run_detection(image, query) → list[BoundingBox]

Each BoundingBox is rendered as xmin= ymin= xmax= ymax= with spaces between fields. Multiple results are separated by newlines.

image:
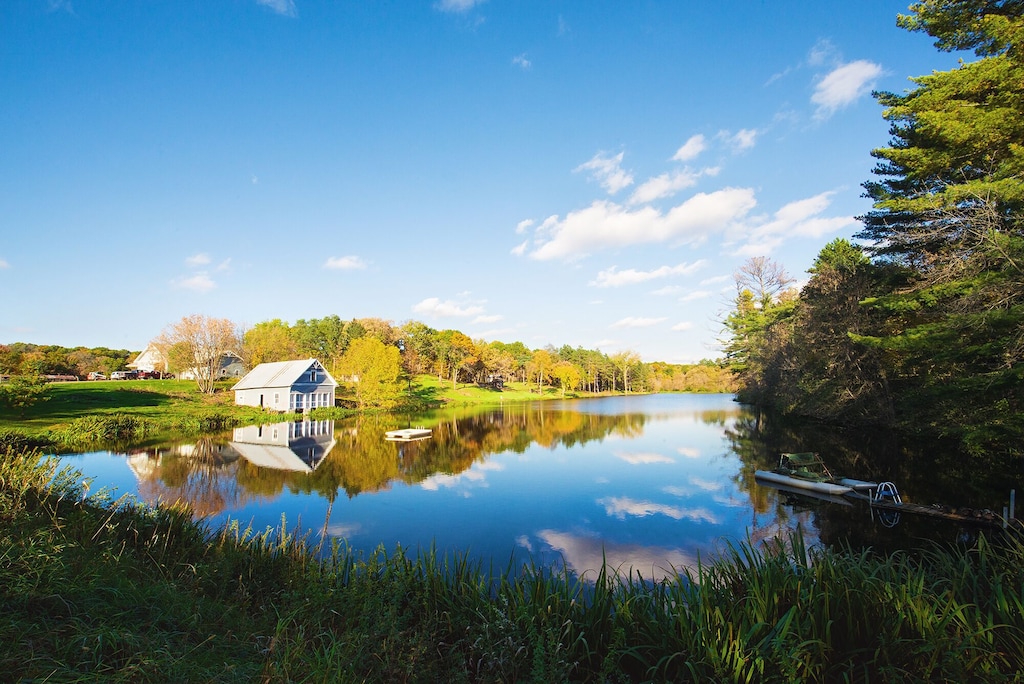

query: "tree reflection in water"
xmin=98 ymin=395 xmax=1021 ymax=577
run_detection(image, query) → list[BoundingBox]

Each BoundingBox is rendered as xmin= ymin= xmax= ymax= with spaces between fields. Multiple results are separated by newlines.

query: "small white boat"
xmin=752 ymin=477 xmax=855 ymax=506
xmin=754 ymin=469 xmax=854 ymax=496
xmin=385 ymin=428 xmax=432 ymax=441
xmin=754 ymin=452 xmax=878 ymax=499
xmin=836 ymin=477 xmax=879 ymax=493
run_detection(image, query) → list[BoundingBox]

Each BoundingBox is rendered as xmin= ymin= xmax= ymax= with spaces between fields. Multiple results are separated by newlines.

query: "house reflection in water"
xmin=230 ymin=420 xmax=336 ymax=473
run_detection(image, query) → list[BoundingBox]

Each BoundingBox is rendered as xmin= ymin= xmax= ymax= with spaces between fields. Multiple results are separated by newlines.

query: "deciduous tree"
xmin=551 ymin=361 xmax=582 ymax=397
xmin=339 ymin=336 xmax=402 ymax=409
xmin=156 ymin=315 xmax=239 ymax=394
xmin=242 ymin=319 xmax=297 ymax=367
xmin=0 ymin=375 xmax=50 ymax=417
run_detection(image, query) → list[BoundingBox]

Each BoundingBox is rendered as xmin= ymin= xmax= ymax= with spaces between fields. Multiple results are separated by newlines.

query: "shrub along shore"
xmin=2 ymin=447 xmax=1022 ymax=682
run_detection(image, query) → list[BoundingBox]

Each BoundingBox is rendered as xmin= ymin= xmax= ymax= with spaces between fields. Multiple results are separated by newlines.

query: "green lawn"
xmin=412 ymin=375 xmax=580 ymax=405
xmin=0 ymin=376 xmax=605 ymax=451
xmin=1 ymin=379 xmax=246 ymax=430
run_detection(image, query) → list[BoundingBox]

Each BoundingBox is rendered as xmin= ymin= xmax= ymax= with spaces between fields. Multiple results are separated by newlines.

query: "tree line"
xmin=0 ymin=344 xmax=132 ymax=378
xmin=723 ymin=0 xmax=1023 ymax=456
xmin=0 ymin=316 xmax=734 ymax=407
xmin=232 ymin=315 xmax=732 ymax=402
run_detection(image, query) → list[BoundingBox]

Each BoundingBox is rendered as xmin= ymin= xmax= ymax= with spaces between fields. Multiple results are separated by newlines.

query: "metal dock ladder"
xmin=872 ymin=481 xmax=903 ymax=527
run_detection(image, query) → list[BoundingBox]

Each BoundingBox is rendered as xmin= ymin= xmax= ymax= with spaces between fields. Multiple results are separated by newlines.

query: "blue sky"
xmin=1 ymin=1 xmax=961 ymax=363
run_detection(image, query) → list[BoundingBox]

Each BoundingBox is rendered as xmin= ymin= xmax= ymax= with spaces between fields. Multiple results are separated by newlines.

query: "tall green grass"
xmin=2 ymin=446 xmax=1022 ymax=682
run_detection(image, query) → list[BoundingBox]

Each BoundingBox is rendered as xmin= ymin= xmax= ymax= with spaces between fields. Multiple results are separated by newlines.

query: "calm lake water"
xmin=55 ymin=394 xmax=1018 ymax=580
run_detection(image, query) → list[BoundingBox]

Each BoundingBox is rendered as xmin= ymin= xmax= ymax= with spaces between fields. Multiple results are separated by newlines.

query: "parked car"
xmin=87 ymin=372 xmax=107 ymax=380
xmin=110 ymin=371 xmax=137 ymax=380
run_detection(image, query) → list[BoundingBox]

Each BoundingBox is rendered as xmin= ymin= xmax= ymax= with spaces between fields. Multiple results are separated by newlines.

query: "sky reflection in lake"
xmin=59 ymin=394 xmax=828 ymax=580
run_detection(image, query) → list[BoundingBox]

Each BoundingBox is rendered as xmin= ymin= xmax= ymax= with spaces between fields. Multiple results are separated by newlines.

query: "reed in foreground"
xmin=2 ymin=447 xmax=1022 ymax=682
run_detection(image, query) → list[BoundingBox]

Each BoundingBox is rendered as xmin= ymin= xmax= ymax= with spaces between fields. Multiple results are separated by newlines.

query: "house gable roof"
xmin=232 ymin=358 xmax=337 ymax=391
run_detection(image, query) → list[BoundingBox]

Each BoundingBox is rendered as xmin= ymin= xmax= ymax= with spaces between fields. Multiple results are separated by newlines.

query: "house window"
xmin=274 ymin=393 xmax=280 ymax=407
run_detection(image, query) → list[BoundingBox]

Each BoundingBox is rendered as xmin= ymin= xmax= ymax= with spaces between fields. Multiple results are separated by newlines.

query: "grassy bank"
xmin=409 ymin=375 xmax=587 ymax=407
xmin=0 ymin=377 xmax=606 ymax=452
xmin=0 ymin=379 xmax=304 ymax=452
xmin=2 ymin=447 xmax=1022 ymax=683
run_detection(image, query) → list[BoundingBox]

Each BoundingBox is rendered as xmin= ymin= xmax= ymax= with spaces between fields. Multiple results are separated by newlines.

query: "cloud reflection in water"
xmin=598 ymin=496 xmax=720 ymax=524
xmin=537 ymin=529 xmax=697 ymax=581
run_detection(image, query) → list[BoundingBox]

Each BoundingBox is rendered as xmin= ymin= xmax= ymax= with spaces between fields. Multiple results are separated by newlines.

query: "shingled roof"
xmin=232 ymin=359 xmax=337 ymax=391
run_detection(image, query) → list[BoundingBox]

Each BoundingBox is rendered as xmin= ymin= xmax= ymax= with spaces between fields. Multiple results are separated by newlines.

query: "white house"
xmin=128 ymin=343 xmax=167 ymax=373
xmin=232 ymin=358 xmax=337 ymax=413
xmin=178 ymin=351 xmax=245 ymax=381
xmin=129 ymin=344 xmax=245 ymax=379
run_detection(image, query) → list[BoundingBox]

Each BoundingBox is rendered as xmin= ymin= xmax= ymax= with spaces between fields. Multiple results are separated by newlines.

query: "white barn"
xmin=232 ymin=358 xmax=337 ymax=413
xmin=128 ymin=343 xmax=167 ymax=373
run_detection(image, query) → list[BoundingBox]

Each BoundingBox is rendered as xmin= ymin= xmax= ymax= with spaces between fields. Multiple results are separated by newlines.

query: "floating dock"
xmin=844 ymin=491 xmax=1006 ymax=528
xmin=756 ymin=470 xmax=1015 ymax=529
xmin=385 ymin=428 xmax=432 ymax=442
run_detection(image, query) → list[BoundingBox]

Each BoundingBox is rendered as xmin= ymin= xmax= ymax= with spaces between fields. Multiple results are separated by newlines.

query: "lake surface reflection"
xmin=57 ymin=394 xmax=1007 ymax=580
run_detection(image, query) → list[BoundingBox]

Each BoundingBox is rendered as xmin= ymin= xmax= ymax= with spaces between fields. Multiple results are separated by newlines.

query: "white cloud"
xmin=216 ymin=258 xmax=232 ymax=272
xmin=808 ymin=39 xmax=838 ymax=67
xmin=413 ymin=297 xmax=485 ymax=318
xmin=185 ymin=253 xmax=211 ymax=267
xmin=812 ymin=60 xmax=883 ymax=118
xmin=473 ymin=314 xmax=503 ymax=324
xmin=629 ymin=169 xmax=703 ymax=204
xmin=591 ymin=260 xmax=705 ymax=288
xmin=512 ymin=53 xmax=531 ymax=69
xmin=527 ymin=188 xmax=757 ymax=261
xmin=729 ymin=128 xmax=758 ymax=151
xmin=324 ymin=255 xmax=368 ymax=270
xmin=734 ymin=190 xmax=856 ymax=255
xmin=515 ymin=219 xmax=534 ymax=234
xmin=435 ymin=0 xmax=485 ymax=12
xmin=672 ymin=134 xmax=706 ymax=162
xmin=575 ymin=151 xmax=634 ymax=194
xmin=651 ymin=285 xmax=682 ymax=296
xmin=172 ymin=273 xmax=216 ymax=293
xmin=677 ymin=447 xmax=702 ymax=458
xmin=679 ymin=290 xmax=711 ymax=302
xmin=256 ymin=0 xmax=297 ymax=17
xmin=0 ymin=258 xmax=8 ymax=269
xmin=510 ymin=240 xmax=528 ymax=256
xmin=611 ymin=316 xmax=667 ymax=329
xmin=615 ymin=451 xmax=675 ymax=465
xmin=671 ymin=321 xmax=693 ymax=331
